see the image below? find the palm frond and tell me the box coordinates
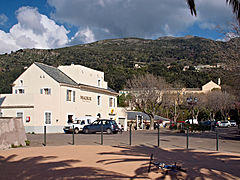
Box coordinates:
[226,0,240,24]
[187,0,197,16]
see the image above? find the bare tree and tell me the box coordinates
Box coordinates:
[126,73,169,130]
[217,17,240,40]
[206,90,236,120]
[182,93,207,122]
[161,90,182,123]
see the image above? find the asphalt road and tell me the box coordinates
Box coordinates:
[26,127,240,154]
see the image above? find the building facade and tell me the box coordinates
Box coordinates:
[0,62,123,133]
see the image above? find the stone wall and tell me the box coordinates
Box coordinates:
[0,117,27,149]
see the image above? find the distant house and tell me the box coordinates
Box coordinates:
[202,80,221,93]
[120,80,221,96]
[0,62,123,133]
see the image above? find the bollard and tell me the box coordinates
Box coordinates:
[186,128,189,149]
[157,123,160,147]
[216,130,219,151]
[101,121,103,145]
[43,126,46,146]
[72,125,75,145]
[129,124,132,146]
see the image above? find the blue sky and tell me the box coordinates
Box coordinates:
[0,0,234,54]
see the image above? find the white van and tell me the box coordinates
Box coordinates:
[185,119,198,124]
[63,116,97,133]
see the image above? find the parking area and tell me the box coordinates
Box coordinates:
[26,127,240,154]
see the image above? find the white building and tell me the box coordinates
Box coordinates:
[0,62,126,133]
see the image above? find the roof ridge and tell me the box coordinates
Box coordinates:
[34,62,78,86]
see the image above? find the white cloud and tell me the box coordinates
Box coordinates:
[0,6,69,54]
[70,27,95,45]
[0,14,8,25]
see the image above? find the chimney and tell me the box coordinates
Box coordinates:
[218,78,221,85]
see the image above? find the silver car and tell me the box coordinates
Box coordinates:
[216,120,231,128]
[229,120,237,127]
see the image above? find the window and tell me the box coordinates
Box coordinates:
[87,119,91,124]
[66,89,76,102]
[98,79,101,87]
[19,89,24,94]
[16,112,23,118]
[15,89,24,94]
[109,97,115,107]
[66,90,72,101]
[67,115,73,123]
[81,120,85,125]
[20,80,23,86]
[40,88,51,95]
[45,112,51,125]
[44,88,51,95]
[0,111,3,117]
[97,96,101,106]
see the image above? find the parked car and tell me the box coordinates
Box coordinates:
[200,120,211,126]
[63,117,96,134]
[216,120,231,128]
[83,119,119,134]
[185,119,198,124]
[229,120,237,127]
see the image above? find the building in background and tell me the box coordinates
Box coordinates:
[0,62,123,133]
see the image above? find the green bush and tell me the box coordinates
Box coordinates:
[25,140,30,146]
[169,124,177,130]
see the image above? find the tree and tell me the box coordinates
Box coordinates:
[126,73,169,130]
[183,93,207,122]
[206,90,236,120]
[161,90,182,123]
[217,17,240,40]
[187,0,240,24]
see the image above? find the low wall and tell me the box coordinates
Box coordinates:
[25,126,64,134]
[0,117,27,149]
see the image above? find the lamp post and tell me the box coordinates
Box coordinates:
[186,96,198,124]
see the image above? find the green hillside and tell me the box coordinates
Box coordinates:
[0,36,239,93]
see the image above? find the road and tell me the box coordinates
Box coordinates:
[26,127,240,154]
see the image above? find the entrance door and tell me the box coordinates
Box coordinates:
[67,114,74,123]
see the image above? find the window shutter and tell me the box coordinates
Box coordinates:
[73,91,75,102]
[66,90,68,101]
[40,89,43,94]
[49,88,51,95]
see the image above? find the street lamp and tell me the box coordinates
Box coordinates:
[186,96,198,124]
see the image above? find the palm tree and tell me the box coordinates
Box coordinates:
[187,0,240,24]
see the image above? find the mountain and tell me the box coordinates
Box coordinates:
[0,36,239,93]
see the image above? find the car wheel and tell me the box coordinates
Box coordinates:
[84,128,89,134]
[106,128,112,134]
[74,128,79,134]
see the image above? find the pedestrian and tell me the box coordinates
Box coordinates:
[118,123,122,134]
